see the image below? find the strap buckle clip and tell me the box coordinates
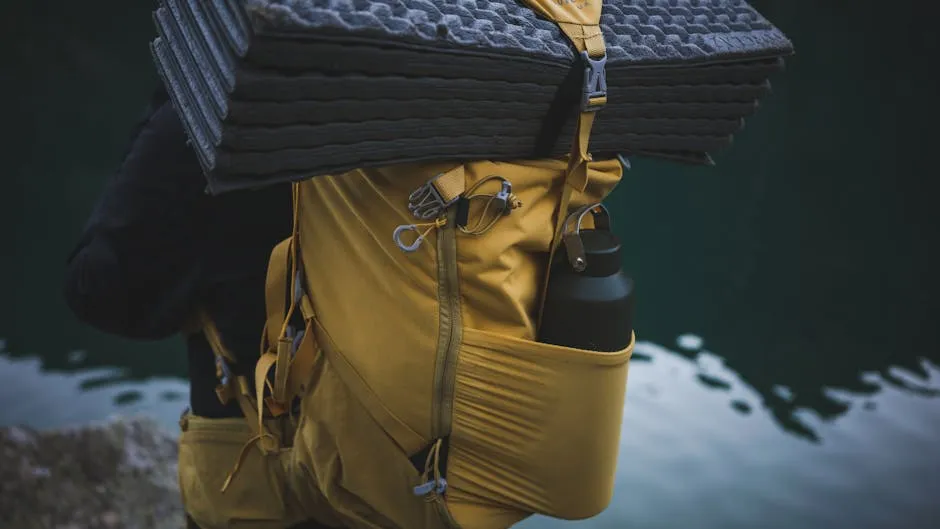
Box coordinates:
[408,173,461,220]
[580,50,608,113]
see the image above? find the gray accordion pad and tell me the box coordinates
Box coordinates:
[150,0,793,193]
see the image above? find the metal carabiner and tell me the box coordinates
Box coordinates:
[564,202,612,235]
[393,224,427,253]
[562,202,613,272]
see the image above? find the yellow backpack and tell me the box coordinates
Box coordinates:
[180,1,634,528]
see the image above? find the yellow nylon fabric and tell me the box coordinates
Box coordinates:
[280,158,632,528]
[519,0,601,27]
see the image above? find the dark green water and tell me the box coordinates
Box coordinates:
[2,1,938,528]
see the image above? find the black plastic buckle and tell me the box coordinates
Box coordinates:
[580,50,608,113]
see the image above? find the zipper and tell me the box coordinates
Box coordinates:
[431,206,462,439]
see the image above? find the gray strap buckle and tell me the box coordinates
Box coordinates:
[413,477,448,497]
[408,173,460,220]
[493,180,514,215]
[215,355,233,386]
[580,50,608,113]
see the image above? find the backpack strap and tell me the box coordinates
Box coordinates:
[264,237,293,353]
[258,182,328,418]
[257,183,304,418]
[197,310,279,453]
[210,187,304,492]
[521,0,609,332]
[198,310,292,492]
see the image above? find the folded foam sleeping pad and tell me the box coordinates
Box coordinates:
[150,0,793,194]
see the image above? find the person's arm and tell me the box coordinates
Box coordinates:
[64,95,210,339]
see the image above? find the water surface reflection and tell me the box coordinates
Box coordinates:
[0,341,187,434]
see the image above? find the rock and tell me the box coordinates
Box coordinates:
[0,416,183,529]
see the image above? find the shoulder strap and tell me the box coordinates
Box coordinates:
[259,183,312,416]
[264,237,293,351]
[521,0,609,331]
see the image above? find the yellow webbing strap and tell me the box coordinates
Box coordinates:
[204,313,281,493]
[522,0,609,332]
[254,352,281,431]
[198,311,267,445]
[201,310,239,364]
[274,179,336,404]
[255,184,303,419]
[430,166,466,205]
[264,238,293,350]
[211,187,305,492]
[221,355,280,491]
[257,182,317,421]
[274,185,304,407]
[280,183,303,338]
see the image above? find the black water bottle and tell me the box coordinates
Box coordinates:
[537,203,634,351]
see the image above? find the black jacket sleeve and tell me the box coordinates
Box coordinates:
[64,95,211,340]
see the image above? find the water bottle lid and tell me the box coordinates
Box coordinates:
[570,230,622,277]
